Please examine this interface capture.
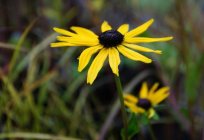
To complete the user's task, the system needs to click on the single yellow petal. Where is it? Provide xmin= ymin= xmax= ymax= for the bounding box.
xmin=130 ymin=105 xmax=145 ymax=113
xmin=153 ymin=93 xmax=169 ymax=105
xmin=148 ymin=83 xmax=159 ymax=96
xmin=108 ymin=47 xmax=120 ymax=76
xmin=149 ymin=87 xmax=169 ymax=105
xmin=125 ymin=19 xmax=154 ymax=38
xmin=70 ymin=26 xmax=98 ymax=39
xmin=101 ymin=21 xmax=112 ymax=32
xmin=57 ymin=36 xmax=99 ymax=46
xmin=78 ymin=45 xmax=103 ymax=72
xmin=50 ymin=42 xmax=76 ymax=47
xmin=57 ymin=36 xmax=89 ymax=46
xmin=53 ymin=27 xmax=75 ymax=36
xmin=125 ymin=36 xmax=173 ymax=43
xmin=124 ymin=43 xmax=162 ymax=54
xmin=57 ymin=36 xmax=69 ymax=42
xmin=69 ymin=36 xmax=99 ymax=45
xmin=117 ymin=24 xmax=129 ymax=35
xmin=148 ymin=108 xmax=155 ymax=118
xmin=117 ymin=45 xmax=152 ymax=63
xmin=124 ymin=101 xmax=134 ymax=107
xmin=125 ymin=102 xmax=144 ymax=114
xmin=124 ymin=94 xmax=138 ymax=104
xmin=139 ymin=82 xmax=149 ymax=98
xmin=124 ymin=100 xmax=134 ymax=107
xmin=87 ymin=48 xmax=109 ymax=84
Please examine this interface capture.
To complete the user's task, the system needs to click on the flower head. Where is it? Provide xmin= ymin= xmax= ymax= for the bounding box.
xmin=51 ymin=19 xmax=173 ymax=84
xmin=124 ymin=82 xmax=169 ymax=118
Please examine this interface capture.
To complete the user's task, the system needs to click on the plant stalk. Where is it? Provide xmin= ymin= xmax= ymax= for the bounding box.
xmin=147 ymin=119 xmax=157 ymax=140
xmin=114 ymin=75 xmax=128 ymax=140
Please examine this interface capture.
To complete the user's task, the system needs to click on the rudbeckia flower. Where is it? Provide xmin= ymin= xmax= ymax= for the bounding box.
xmin=124 ymin=82 xmax=169 ymax=118
xmin=51 ymin=19 xmax=173 ymax=84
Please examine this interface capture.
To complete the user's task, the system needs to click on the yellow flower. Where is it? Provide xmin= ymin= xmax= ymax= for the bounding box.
xmin=124 ymin=82 xmax=169 ymax=118
xmin=51 ymin=19 xmax=173 ymax=84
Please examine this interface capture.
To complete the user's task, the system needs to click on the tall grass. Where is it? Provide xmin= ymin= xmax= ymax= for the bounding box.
xmin=0 ymin=0 xmax=203 ymax=139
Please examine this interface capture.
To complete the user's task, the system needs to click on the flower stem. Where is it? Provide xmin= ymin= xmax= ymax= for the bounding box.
xmin=147 ymin=120 xmax=157 ymax=140
xmin=114 ymin=75 xmax=128 ymax=140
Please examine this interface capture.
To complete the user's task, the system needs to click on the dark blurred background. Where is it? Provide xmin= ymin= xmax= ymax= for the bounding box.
xmin=0 ymin=0 xmax=204 ymax=140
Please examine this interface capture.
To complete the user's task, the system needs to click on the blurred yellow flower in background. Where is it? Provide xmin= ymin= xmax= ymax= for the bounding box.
xmin=124 ymin=82 xmax=169 ymax=118
xmin=51 ymin=19 xmax=173 ymax=84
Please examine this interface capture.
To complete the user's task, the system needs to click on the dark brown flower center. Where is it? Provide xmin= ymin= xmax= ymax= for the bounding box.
xmin=137 ymin=98 xmax=152 ymax=110
xmin=98 ymin=30 xmax=124 ymax=48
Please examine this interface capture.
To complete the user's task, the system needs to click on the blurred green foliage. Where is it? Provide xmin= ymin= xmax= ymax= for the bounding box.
xmin=0 ymin=0 xmax=204 ymax=139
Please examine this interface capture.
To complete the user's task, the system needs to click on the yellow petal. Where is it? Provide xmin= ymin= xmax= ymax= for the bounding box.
xmin=57 ymin=36 xmax=69 ymax=42
xmin=69 ymin=36 xmax=99 ymax=46
xmin=130 ymin=105 xmax=145 ymax=113
xmin=117 ymin=45 xmax=152 ymax=63
xmin=125 ymin=36 xmax=173 ymax=43
xmin=117 ymin=24 xmax=129 ymax=35
xmin=148 ymin=108 xmax=155 ymax=118
xmin=125 ymin=19 xmax=154 ymax=38
xmin=149 ymin=83 xmax=159 ymax=96
xmin=50 ymin=42 xmax=76 ymax=47
xmin=124 ymin=100 xmax=132 ymax=106
xmin=78 ymin=45 xmax=103 ymax=72
xmin=101 ymin=21 xmax=112 ymax=32
xmin=70 ymin=26 xmax=98 ymax=39
xmin=124 ymin=43 xmax=162 ymax=54
xmin=139 ymin=82 xmax=148 ymax=98
xmin=125 ymin=102 xmax=144 ymax=114
xmin=87 ymin=48 xmax=108 ymax=84
xmin=53 ymin=27 xmax=75 ymax=36
xmin=57 ymin=36 xmax=99 ymax=46
xmin=108 ymin=47 xmax=120 ymax=76
xmin=124 ymin=100 xmax=134 ymax=107
xmin=124 ymin=94 xmax=138 ymax=104
xmin=149 ymin=87 xmax=169 ymax=105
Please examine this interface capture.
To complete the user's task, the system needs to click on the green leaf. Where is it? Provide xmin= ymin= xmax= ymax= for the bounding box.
xmin=152 ymin=112 xmax=160 ymax=121
xmin=139 ymin=113 xmax=149 ymax=125
xmin=185 ymin=53 xmax=204 ymax=103
xmin=128 ymin=114 xmax=140 ymax=139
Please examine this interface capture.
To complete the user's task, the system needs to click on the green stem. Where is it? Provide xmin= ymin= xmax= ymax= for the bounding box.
xmin=114 ymin=75 xmax=128 ymax=140
xmin=147 ymin=119 xmax=157 ymax=140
